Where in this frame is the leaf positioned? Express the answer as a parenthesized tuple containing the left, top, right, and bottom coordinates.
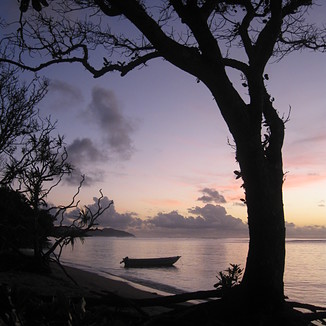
(234, 170, 242, 179)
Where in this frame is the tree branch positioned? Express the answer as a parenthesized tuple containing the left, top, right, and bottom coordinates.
(95, 51, 161, 78)
(253, 0, 282, 71)
(222, 58, 249, 75)
(105, 0, 203, 77)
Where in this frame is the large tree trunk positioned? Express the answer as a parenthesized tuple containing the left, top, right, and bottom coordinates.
(209, 79, 286, 309)
(238, 138, 286, 308)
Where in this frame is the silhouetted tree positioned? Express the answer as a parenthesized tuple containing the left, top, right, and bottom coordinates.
(0, 65, 113, 271)
(0, 186, 55, 270)
(3, 119, 73, 264)
(0, 187, 34, 251)
(1, 0, 325, 308)
(3, 119, 113, 269)
(0, 63, 47, 167)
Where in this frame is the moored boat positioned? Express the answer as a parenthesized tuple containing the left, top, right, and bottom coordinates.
(120, 256, 181, 268)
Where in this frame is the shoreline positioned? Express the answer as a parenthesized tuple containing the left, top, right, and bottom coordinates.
(61, 263, 172, 298)
(1, 261, 325, 325)
(0, 262, 165, 300)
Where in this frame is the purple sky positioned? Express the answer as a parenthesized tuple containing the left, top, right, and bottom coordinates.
(1, 1, 325, 238)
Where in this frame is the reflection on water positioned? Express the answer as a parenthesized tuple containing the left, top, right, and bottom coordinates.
(59, 237, 326, 306)
(285, 239, 326, 305)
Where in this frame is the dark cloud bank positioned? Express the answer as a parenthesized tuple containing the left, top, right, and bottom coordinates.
(66, 198, 247, 238)
(64, 188, 326, 238)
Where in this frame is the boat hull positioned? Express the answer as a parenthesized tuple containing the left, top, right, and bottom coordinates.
(121, 256, 181, 268)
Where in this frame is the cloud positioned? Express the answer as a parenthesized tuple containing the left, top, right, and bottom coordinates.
(233, 202, 246, 207)
(62, 138, 106, 186)
(64, 167, 104, 187)
(86, 87, 135, 160)
(62, 195, 325, 239)
(285, 222, 326, 238)
(63, 192, 247, 235)
(188, 204, 246, 229)
(48, 80, 83, 110)
(197, 188, 226, 204)
(147, 204, 246, 231)
(65, 196, 143, 230)
(146, 211, 194, 229)
(67, 138, 104, 163)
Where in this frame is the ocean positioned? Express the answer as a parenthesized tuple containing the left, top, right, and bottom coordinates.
(59, 237, 325, 307)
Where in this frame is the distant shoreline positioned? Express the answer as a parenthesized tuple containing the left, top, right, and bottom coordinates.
(88, 227, 135, 238)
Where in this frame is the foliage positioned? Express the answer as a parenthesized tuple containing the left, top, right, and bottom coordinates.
(0, 187, 34, 251)
(3, 118, 73, 210)
(1, 282, 325, 326)
(2, 0, 325, 305)
(214, 264, 243, 291)
(0, 284, 88, 325)
(2, 123, 113, 268)
(0, 65, 113, 271)
(0, 63, 47, 161)
(46, 186, 114, 264)
(0, 186, 54, 251)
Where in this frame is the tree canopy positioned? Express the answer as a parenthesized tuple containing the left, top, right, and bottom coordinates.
(1, 0, 325, 310)
(2, 1, 325, 78)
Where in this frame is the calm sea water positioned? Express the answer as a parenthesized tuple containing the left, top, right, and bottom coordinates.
(59, 237, 325, 306)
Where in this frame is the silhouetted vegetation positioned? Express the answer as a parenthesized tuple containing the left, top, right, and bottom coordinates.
(0, 63, 47, 160)
(1, 278, 325, 326)
(0, 187, 54, 252)
(2, 1, 324, 308)
(214, 264, 243, 292)
(0, 65, 113, 273)
(1, 1, 326, 324)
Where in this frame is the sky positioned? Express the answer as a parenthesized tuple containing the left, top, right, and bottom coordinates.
(1, 1, 326, 238)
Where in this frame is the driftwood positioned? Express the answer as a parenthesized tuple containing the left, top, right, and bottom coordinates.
(86, 288, 222, 308)
(133, 289, 222, 307)
(286, 301, 326, 325)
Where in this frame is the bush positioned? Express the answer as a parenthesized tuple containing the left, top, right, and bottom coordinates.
(0, 187, 54, 253)
(214, 263, 243, 292)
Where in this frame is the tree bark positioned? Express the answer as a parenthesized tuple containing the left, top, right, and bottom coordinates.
(238, 140, 286, 307)
(231, 94, 286, 307)
(207, 77, 286, 308)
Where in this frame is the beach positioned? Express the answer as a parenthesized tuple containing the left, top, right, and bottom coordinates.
(0, 262, 162, 300)
(0, 262, 179, 325)
(1, 259, 325, 325)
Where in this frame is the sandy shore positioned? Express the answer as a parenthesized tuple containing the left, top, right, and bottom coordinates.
(0, 262, 162, 300)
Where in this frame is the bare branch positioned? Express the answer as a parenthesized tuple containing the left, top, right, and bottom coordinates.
(44, 189, 114, 260)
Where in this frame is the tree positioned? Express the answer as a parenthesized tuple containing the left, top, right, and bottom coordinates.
(0, 63, 47, 164)
(1, 0, 325, 308)
(4, 118, 73, 263)
(2, 118, 114, 269)
(0, 186, 35, 251)
(0, 65, 113, 271)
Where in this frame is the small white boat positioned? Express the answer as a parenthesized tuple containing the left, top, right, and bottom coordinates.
(120, 256, 181, 268)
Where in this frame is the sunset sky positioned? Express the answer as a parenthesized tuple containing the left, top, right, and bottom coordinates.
(2, 1, 326, 237)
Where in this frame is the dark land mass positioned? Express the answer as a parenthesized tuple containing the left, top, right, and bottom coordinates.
(87, 227, 135, 237)
(51, 226, 135, 238)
